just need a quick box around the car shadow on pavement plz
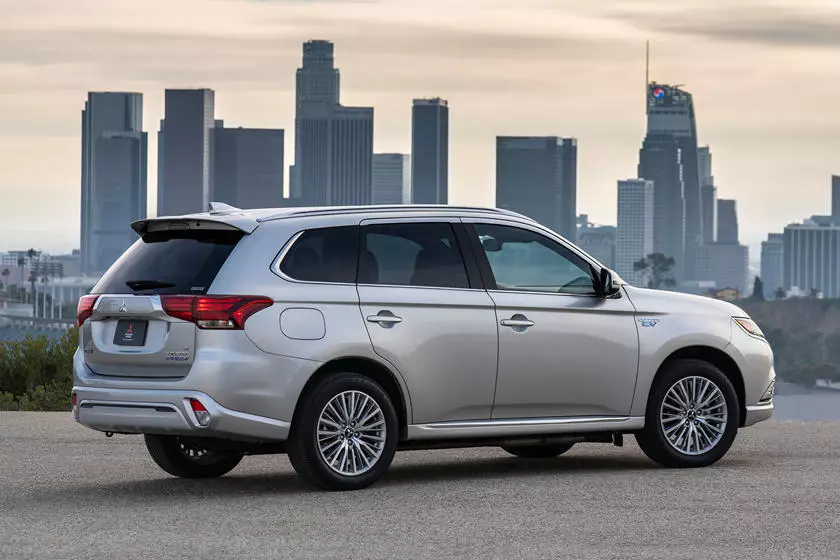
[380,453,658,487]
[28,451,750,504]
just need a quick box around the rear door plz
[82,226,243,378]
[357,219,498,424]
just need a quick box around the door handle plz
[500,318,535,328]
[367,314,403,325]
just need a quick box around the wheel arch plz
[652,346,746,427]
[293,356,411,440]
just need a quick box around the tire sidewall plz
[288,373,399,490]
[644,360,739,467]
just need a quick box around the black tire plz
[287,372,398,491]
[144,435,244,478]
[635,359,739,468]
[501,442,575,459]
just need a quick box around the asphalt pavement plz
[1,413,839,560]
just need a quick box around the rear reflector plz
[188,398,211,426]
[161,295,273,330]
[76,295,99,326]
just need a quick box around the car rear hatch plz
[80,221,246,378]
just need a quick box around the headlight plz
[734,317,765,340]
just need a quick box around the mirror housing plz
[596,268,617,298]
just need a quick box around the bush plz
[0,328,77,411]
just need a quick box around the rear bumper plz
[72,386,290,442]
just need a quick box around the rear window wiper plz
[126,280,176,291]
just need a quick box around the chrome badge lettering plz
[639,318,660,328]
[119,300,128,313]
[165,351,190,362]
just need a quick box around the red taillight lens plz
[188,398,207,412]
[161,295,272,329]
[76,295,99,326]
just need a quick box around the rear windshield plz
[92,229,244,295]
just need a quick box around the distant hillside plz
[739,299,840,385]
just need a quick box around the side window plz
[279,226,358,283]
[474,224,596,295]
[361,223,470,289]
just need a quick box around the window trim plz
[270,227,361,286]
[464,221,601,298]
[357,219,478,292]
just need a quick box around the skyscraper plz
[784,220,840,299]
[411,98,449,205]
[616,179,654,287]
[495,137,577,239]
[641,82,703,279]
[576,218,616,270]
[294,41,373,206]
[698,146,717,244]
[761,233,785,296]
[717,199,739,244]
[638,133,684,274]
[213,126,285,209]
[372,154,411,204]
[80,92,147,275]
[832,175,840,224]
[158,89,215,216]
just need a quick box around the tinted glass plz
[93,229,243,295]
[280,226,358,283]
[474,224,595,294]
[361,223,469,289]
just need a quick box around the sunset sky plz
[2,0,840,257]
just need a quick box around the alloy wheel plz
[660,376,728,456]
[316,390,386,476]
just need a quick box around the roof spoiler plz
[131,202,259,236]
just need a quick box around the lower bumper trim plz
[743,402,774,427]
[73,386,290,442]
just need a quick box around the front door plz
[465,221,639,419]
[357,219,498,424]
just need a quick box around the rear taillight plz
[76,295,99,326]
[161,295,273,329]
[188,398,211,426]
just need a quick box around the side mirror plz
[597,268,615,298]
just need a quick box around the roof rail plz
[258,205,520,222]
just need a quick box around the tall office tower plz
[832,175,840,224]
[616,179,655,287]
[294,41,373,206]
[495,137,578,239]
[642,82,703,279]
[761,233,785,296]
[372,154,411,204]
[717,199,739,244]
[784,219,840,299]
[158,89,215,216]
[296,40,340,110]
[80,92,147,275]
[698,146,717,243]
[411,98,449,205]
[297,104,373,206]
[212,127,285,209]
[638,133,685,276]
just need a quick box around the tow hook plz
[105,432,114,438]
[612,433,624,447]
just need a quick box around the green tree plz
[633,253,677,290]
[752,276,765,301]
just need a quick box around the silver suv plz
[72,205,775,490]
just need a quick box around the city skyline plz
[3,0,840,255]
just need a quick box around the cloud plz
[608,2,840,47]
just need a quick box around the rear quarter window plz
[279,226,359,283]
[92,229,243,295]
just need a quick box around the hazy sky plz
[2,0,840,256]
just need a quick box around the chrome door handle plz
[367,314,403,325]
[500,319,535,328]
